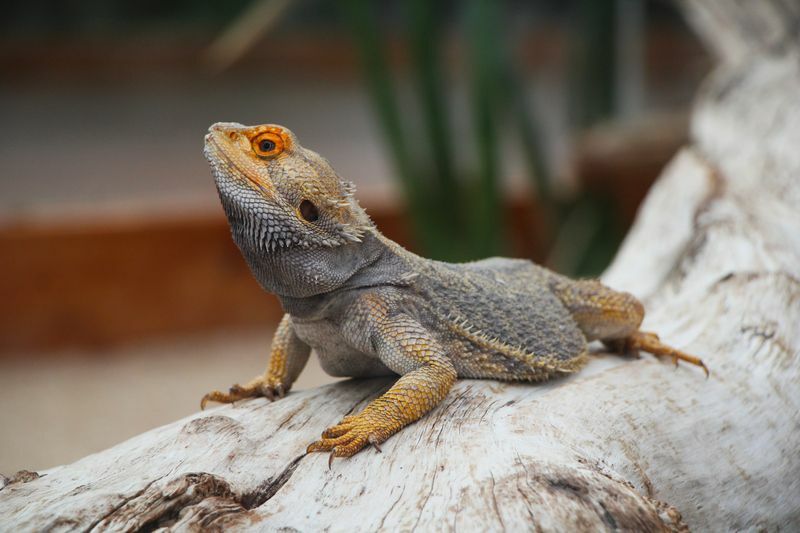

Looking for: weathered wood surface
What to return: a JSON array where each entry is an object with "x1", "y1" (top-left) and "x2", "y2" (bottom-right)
[{"x1": 2, "y1": 1, "x2": 800, "y2": 530}]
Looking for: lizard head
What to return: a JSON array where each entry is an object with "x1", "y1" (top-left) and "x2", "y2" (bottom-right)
[
  {"x1": 204, "y1": 122, "x2": 372, "y2": 252},
  {"x1": 204, "y1": 122, "x2": 382, "y2": 298}
]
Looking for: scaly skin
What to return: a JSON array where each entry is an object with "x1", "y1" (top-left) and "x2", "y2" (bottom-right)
[
  {"x1": 201, "y1": 314, "x2": 310, "y2": 406},
  {"x1": 201, "y1": 122, "x2": 708, "y2": 463}
]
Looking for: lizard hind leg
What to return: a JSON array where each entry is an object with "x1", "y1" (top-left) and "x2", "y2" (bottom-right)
[
  {"x1": 614, "y1": 331, "x2": 709, "y2": 377},
  {"x1": 549, "y1": 277, "x2": 645, "y2": 341},
  {"x1": 550, "y1": 277, "x2": 708, "y2": 376}
]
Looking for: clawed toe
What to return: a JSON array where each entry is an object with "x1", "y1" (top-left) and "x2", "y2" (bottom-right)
[
  {"x1": 307, "y1": 416, "x2": 386, "y2": 466},
  {"x1": 200, "y1": 378, "x2": 290, "y2": 410},
  {"x1": 200, "y1": 391, "x2": 219, "y2": 410},
  {"x1": 625, "y1": 331, "x2": 710, "y2": 377},
  {"x1": 261, "y1": 382, "x2": 286, "y2": 401},
  {"x1": 200, "y1": 389, "x2": 245, "y2": 410},
  {"x1": 321, "y1": 422, "x2": 355, "y2": 439},
  {"x1": 368, "y1": 435, "x2": 382, "y2": 453}
]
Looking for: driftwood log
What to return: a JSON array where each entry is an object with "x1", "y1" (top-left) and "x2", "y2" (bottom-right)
[{"x1": 2, "y1": 0, "x2": 799, "y2": 530}]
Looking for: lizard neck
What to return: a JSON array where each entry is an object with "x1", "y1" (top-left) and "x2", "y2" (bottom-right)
[
  {"x1": 274, "y1": 230, "x2": 420, "y2": 318},
  {"x1": 237, "y1": 227, "x2": 408, "y2": 301}
]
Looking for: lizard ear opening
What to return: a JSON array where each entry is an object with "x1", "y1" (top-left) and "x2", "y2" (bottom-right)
[{"x1": 299, "y1": 199, "x2": 319, "y2": 222}]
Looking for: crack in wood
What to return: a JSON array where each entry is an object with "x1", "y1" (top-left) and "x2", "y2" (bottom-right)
[
  {"x1": 240, "y1": 454, "x2": 305, "y2": 510},
  {"x1": 489, "y1": 471, "x2": 506, "y2": 531},
  {"x1": 411, "y1": 458, "x2": 440, "y2": 531},
  {"x1": 83, "y1": 474, "x2": 168, "y2": 532},
  {"x1": 88, "y1": 455, "x2": 308, "y2": 531},
  {"x1": 375, "y1": 483, "x2": 406, "y2": 531}
]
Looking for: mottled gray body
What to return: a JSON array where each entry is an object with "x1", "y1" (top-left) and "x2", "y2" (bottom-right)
[
  {"x1": 247, "y1": 229, "x2": 588, "y2": 382},
  {"x1": 206, "y1": 123, "x2": 590, "y2": 382}
]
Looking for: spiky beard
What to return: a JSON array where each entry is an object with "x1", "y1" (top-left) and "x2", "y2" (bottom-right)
[{"x1": 214, "y1": 180, "x2": 370, "y2": 253}]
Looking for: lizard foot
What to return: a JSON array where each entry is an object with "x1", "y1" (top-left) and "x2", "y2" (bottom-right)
[
  {"x1": 200, "y1": 376, "x2": 287, "y2": 410},
  {"x1": 307, "y1": 411, "x2": 394, "y2": 466},
  {"x1": 620, "y1": 331, "x2": 710, "y2": 377}
]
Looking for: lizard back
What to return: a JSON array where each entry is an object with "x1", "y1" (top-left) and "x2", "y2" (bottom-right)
[{"x1": 407, "y1": 255, "x2": 589, "y2": 379}]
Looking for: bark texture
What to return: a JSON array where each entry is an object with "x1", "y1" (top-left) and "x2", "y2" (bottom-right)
[{"x1": 1, "y1": 1, "x2": 799, "y2": 530}]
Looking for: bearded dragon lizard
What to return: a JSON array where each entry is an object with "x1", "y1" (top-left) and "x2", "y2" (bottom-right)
[{"x1": 201, "y1": 122, "x2": 707, "y2": 463}]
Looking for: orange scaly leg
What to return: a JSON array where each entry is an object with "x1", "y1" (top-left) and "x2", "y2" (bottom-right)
[
  {"x1": 201, "y1": 314, "x2": 311, "y2": 409},
  {"x1": 621, "y1": 331, "x2": 709, "y2": 377},
  {"x1": 307, "y1": 305, "x2": 457, "y2": 465}
]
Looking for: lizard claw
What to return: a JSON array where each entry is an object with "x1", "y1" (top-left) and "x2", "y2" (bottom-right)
[
  {"x1": 369, "y1": 435, "x2": 382, "y2": 453},
  {"x1": 624, "y1": 331, "x2": 710, "y2": 378},
  {"x1": 200, "y1": 390, "x2": 235, "y2": 410},
  {"x1": 200, "y1": 394, "x2": 211, "y2": 410},
  {"x1": 200, "y1": 376, "x2": 290, "y2": 409},
  {"x1": 307, "y1": 411, "x2": 391, "y2": 461},
  {"x1": 263, "y1": 386, "x2": 275, "y2": 402},
  {"x1": 322, "y1": 443, "x2": 375, "y2": 470}
]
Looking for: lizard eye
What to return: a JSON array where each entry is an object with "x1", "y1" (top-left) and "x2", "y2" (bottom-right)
[
  {"x1": 299, "y1": 199, "x2": 319, "y2": 222},
  {"x1": 252, "y1": 132, "x2": 283, "y2": 158}
]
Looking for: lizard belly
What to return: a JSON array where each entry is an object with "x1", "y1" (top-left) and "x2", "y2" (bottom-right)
[{"x1": 292, "y1": 319, "x2": 394, "y2": 378}]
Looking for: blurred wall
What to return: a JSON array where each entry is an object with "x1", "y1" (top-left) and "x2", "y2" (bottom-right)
[{"x1": 0, "y1": 1, "x2": 708, "y2": 353}]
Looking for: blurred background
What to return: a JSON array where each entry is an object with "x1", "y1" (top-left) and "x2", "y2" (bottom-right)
[{"x1": 0, "y1": 0, "x2": 709, "y2": 473}]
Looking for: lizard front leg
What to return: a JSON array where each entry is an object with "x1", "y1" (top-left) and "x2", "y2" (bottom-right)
[
  {"x1": 307, "y1": 304, "x2": 456, "y2": 463},
  {"x1": 201, "y1": 314, "x2": 311, "y2": 409}
]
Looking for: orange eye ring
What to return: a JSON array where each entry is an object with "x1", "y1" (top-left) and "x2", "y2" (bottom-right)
[{"x1": 251, "y1": 132, "x2": 284, "y2": 159}]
